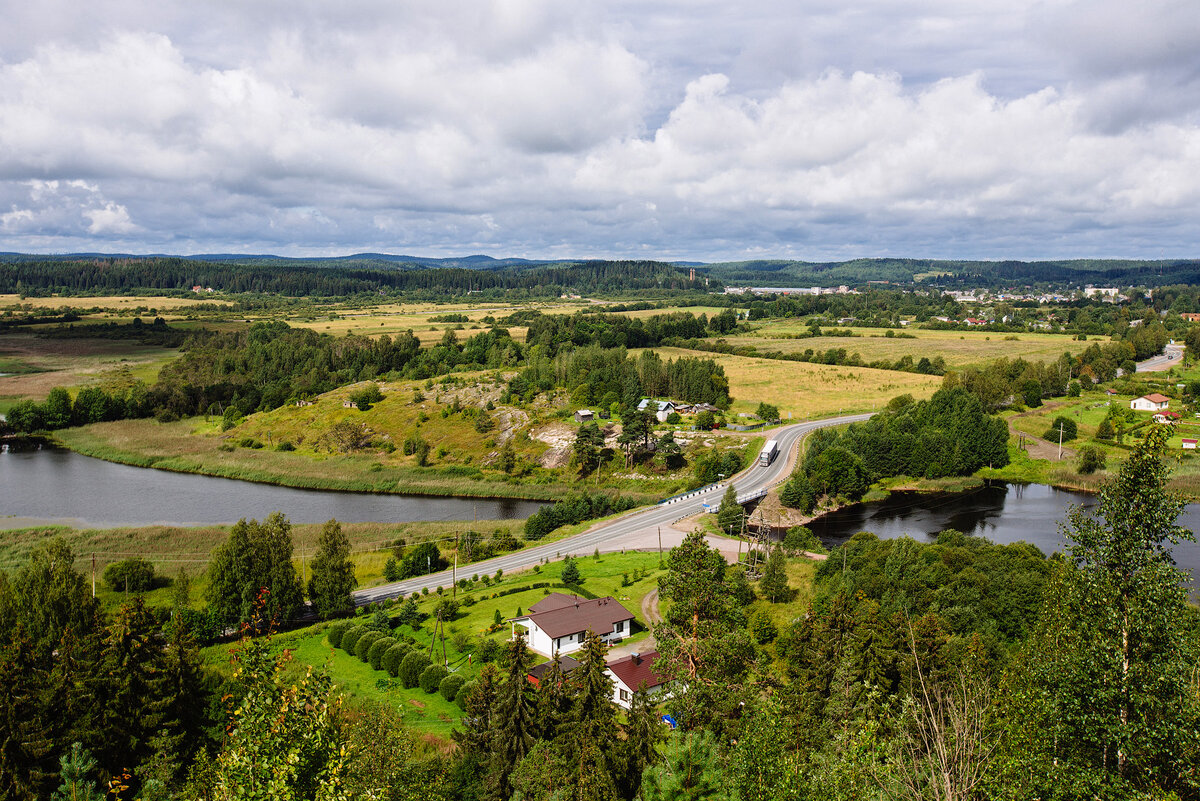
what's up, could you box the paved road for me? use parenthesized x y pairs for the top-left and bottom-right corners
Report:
(354, 413), (873, 605)
(1137, 344), (1184, 372)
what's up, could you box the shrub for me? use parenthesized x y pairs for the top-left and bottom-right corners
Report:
(368, 636), (397, 670)
(382, 642), (412, 677)
(1078, 446), (1107, 475)
(103, 557), (156, 592)
(399, 651), (432, 688)
(750, 610), (778, 644)
(340, 626), (368, 655)
(355, 631), (384, 662)
(455, 680), (478, 710)
(1096, 416), (1115, 441)
(439, 673), (467, 702)
(420, 664), (450, 693)
(1043, 416), (1078, 442)
(476, 638), (501, 663)
(783, 525), (826, 554)
(326, 620), (353, 649)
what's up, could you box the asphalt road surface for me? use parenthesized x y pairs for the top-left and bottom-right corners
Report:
(354, 412), (872, 605)
(1136, 344), (1184, 372)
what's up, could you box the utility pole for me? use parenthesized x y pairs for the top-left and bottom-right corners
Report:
(1059, 423), (1064, 460)
(452, 531), (458, 600)
(91, 553), (96, 597)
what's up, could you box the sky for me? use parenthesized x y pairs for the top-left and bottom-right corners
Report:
(1, 0), (1199, 262)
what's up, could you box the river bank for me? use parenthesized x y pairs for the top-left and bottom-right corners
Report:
(43, 420), (663, 505)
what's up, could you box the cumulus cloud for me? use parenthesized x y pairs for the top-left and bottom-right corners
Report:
(0, 0), (1197, 258)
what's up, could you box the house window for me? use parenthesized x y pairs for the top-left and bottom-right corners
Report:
(620, 689), (630, 702)
(614, 620), (624, 633)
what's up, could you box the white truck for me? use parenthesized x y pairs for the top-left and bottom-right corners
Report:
(758, 439), (779, 467)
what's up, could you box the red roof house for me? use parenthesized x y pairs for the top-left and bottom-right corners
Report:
(604, 650), (669, 709)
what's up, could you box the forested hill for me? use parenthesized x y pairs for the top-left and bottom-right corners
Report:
(0, 257), (707, 299)
(703, 257), (1200, 288)
(5, 253), (1200, 296)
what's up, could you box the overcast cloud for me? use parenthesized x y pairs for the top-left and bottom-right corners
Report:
(1, 0), (1198, 261)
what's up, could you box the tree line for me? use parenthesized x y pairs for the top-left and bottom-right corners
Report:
(0, 257), (713, 300)
(781, 387), (1009, 510)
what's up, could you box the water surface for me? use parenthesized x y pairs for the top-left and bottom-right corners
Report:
(0, 440), (546, 528)
(807, 481), (1200, 584)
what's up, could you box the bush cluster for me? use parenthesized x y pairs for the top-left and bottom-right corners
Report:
(326, 620), (353, 648)
(419, 664), (450, 694)
(399, 651), (432, 689)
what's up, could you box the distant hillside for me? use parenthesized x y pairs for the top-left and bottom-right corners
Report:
(700, 258), (1200, 288)
(0, 255), (710, 298)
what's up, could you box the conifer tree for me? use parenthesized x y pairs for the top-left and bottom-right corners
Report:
(759, 546), (791, 603)
(307, 519), (357, 619)
(716, 485), (744, 536)
(50, 742), (104, 801)
(488, 637), (536, 800)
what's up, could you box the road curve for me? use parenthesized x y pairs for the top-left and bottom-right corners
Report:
(1136, 344), (1184, 373)
(354, 413), (873, 605)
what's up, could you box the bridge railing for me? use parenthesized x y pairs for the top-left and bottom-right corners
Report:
(657, 482), (722, 506)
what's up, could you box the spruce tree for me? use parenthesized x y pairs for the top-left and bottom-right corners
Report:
(488, 637), (536, 800)
(716, 485), (744, 536)
(617, 683), (666, 799)
(307, 519), (357, 619)
(560, 556), (581, 586)
(759, 547), (790, 603)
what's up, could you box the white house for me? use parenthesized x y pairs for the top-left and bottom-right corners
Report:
(510, 594), (635, 657)
(604, 650), (669, 709)
(637, 399), (676, 414)
(1131, 393), (1170, 412)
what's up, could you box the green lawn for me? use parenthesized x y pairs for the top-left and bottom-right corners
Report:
(203, 552), (668, 737)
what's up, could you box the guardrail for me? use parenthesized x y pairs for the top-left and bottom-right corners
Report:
(736, 487), (768, 504)
(657, 482), (722, 506)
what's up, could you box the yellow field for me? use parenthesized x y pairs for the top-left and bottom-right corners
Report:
(634, 347), (942, 417)
(0, 294), (231, 311)
(282, 299), (585, 341)
(732, 322), (1079, 368)
(609, 305), (729, 319)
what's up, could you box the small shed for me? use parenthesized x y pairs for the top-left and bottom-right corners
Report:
(574, 409), (594, 423)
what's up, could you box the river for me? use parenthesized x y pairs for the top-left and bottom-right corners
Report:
(807, 481), (1200, 586)
(0, 439), (547, 529)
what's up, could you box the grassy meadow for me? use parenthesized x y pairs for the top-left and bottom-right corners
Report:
(635, 346), (941, 417)
(0, 333), (179, 405)
(727, 322), (1082, 369)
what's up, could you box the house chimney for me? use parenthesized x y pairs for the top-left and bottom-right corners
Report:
(632, 652), (640, 664)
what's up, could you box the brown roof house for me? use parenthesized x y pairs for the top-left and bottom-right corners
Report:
(1131, 393), (1170, 412)
(509, 593), (635, 657)
(604, 650), (669, 709)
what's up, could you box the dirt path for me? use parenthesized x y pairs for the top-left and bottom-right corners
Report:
(1009, 402), (1077, 462)
(641, 588), (662, 626)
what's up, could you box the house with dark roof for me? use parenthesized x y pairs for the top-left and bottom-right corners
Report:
(604, 650), (668, 709)
(527, 655), (581, 687)
(509, 593), (635, 656)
